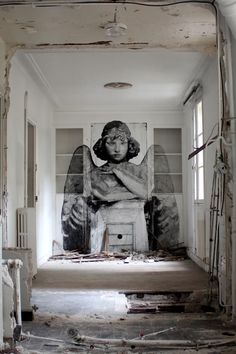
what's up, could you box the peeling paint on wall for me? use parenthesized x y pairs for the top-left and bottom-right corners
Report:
(1, 45), (18, 247)
(36, 41), (112, 47)
(3, 249), (33, 314)
(2, 265), (14, 339)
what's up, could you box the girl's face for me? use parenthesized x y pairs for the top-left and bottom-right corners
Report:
(105, 135), (128, 163)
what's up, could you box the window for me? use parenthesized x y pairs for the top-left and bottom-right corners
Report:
(193, 100), (204, 201)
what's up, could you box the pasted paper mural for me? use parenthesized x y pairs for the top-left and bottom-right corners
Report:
(61, 121), (179, 252)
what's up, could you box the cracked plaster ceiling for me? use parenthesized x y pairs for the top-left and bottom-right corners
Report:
(0, 1), (217, 110)
(0, 1), (216, 51)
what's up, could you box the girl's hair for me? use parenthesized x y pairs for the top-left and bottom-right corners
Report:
(93, 120), (140, 161)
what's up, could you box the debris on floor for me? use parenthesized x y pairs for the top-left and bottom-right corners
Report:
(0, 347), (25, 354)
(22, 256), (231, 353)
(124, 290), (217, 314)
(48, 248), (188, 263)
(19, 312), (236, 354)
(67, 329), (236, 351)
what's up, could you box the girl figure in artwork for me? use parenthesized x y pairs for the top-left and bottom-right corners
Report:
(61, 120), (179, 252)
(91, 120), (152, 202)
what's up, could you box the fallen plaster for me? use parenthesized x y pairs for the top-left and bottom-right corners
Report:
(19, 311), (236, 354)
(125, 288), (218, 314)
(49, 249), (188, 263)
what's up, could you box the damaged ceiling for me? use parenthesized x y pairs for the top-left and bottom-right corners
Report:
(0, 1), (217, 110)
(0, 1), (216, 51)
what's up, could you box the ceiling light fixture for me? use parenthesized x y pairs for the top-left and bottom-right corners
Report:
(104, 8), (127, 38)
(104, 82), (133, 89)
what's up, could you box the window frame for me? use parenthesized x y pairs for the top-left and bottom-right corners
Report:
(192, 99), (205, 203)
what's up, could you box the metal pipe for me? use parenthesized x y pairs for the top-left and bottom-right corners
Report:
(0, 0), (218, 8)
(227, 33), (236, 320)
(221, 20), (236, 319)
(13, 263), (22, 326)
(24, 91), (28, 209)
(4, 259), (23, 326)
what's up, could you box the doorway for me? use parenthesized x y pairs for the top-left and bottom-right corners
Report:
(25, 119), (37, 274)
(27, 120), (36, 209)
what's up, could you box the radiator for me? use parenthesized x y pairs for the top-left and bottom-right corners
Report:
(16, 208), (37, 275)
(17, 208), (29, 248)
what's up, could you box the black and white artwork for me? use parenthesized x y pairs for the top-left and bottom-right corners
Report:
(61, 120), (179, 253)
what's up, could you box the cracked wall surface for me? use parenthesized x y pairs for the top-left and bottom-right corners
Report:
(2, 265), (14, 340)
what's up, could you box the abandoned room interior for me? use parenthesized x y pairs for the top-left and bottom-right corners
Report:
(0, 0), (236, 353)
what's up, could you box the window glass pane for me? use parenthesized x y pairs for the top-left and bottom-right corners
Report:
(197, 117), (203, 136)
(198, 151), (204, 166)
(198, 133), (203, 147)
(197, 101), (203, 135)
(197, 100), (202, 114)
(194, 170), (197, 200)
(193, 100), (204, 202)
(198, 167), (204, 200)
(197, 101), (202, 117)
(193, 111), (196, 139)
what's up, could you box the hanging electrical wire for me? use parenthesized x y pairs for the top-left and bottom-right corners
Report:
(0, 0), (217, 11)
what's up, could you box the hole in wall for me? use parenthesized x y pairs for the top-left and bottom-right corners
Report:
(222, 332), (236, 337)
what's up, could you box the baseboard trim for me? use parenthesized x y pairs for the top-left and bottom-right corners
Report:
(187, 249), (209, 272)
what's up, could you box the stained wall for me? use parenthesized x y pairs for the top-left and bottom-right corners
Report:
(0, 35), (6, 347)
(7, 55), (55, 266)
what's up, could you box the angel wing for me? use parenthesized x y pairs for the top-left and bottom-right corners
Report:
(138, 145), (155, 199)
(140, 144), (176, 195)
(62, 145), (96, 251)
(141, 144), (179, 249)
(64, 145), (96, 197)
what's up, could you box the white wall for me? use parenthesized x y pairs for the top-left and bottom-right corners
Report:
(7, 54), (55, 266)
(184, 56), (219, 268)
(54, 109), (184, 146)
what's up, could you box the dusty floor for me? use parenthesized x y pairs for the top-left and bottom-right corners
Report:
(33, 259), (209, 291)
(17, 259), (236, 353)
(20, 311), (236, 354)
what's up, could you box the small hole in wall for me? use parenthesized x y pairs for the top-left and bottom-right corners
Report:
(222, 331), (235, 337)
(117, 234), (123, 239)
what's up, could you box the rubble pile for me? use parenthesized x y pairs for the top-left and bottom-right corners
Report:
(49, 247), (188, 263)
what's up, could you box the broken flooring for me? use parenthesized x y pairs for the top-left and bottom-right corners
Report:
(15, 258), (236, 353)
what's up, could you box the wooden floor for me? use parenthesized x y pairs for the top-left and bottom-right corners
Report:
(23, 259), (236, 354)
(34, 259), (209, 292)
